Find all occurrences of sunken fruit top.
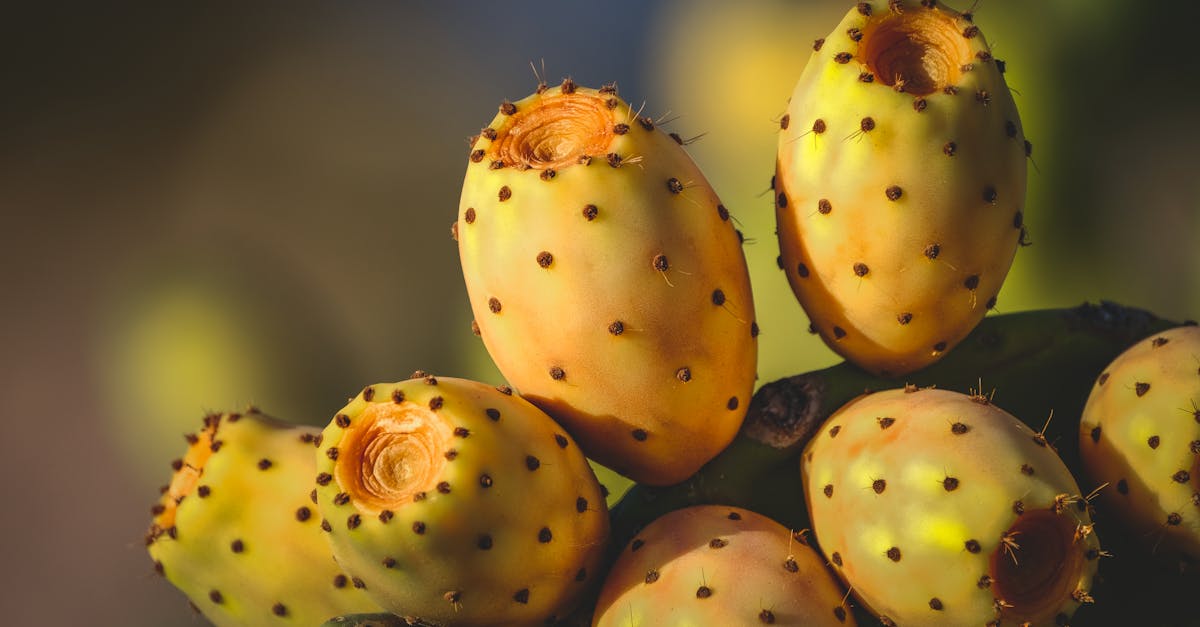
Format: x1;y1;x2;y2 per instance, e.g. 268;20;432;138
333;400;454;515
859;4;972;95
486;89;617;171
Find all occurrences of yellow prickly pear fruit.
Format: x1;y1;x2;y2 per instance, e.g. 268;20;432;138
146;410;382;626
457;79;757;485
313;376;609;626
775;0;1028;376
1080;326;1200;569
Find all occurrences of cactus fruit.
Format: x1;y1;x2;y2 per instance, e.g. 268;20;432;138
313;375;610;626
1079;325;1200;568
801;388;1099;626
774;0;1027;376
456;79;757;485
607;303;1180;560
146;409;382;626
593;505;854;626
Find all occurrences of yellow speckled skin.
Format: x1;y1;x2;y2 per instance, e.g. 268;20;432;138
801;389;1098;626
314;377;609;626
457;84;757;486
775;0;1026;376
593;505;854;627
1080;326;1200;567
146;411;382;626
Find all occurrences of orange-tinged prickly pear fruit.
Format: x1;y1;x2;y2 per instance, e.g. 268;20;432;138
802;388;1099;626
457;79;757;485
593;505;854;626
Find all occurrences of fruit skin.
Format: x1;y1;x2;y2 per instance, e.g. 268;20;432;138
457;79;757;485
146;409;382;626
314;376;609;626
607;303;1179;564
321;615;435;627
775;0;1027;376
593;505;854;627
801;388;1099;627
1079;325;1200;568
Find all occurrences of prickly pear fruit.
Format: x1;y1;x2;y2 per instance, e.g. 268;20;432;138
801;388;1099;626
456;79;757;485
593;505;855;626
775;0;1027;376
146;409;382;626
1079;326;1200;568
313;375;610;626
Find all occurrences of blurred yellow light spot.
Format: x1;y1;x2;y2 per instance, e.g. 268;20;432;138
100;282;273;487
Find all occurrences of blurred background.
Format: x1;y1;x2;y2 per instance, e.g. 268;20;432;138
2;1;1196;624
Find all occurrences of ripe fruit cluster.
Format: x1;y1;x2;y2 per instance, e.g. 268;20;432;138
144;2;1196;626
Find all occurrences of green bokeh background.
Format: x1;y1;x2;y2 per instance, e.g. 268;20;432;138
2;1;1196;624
